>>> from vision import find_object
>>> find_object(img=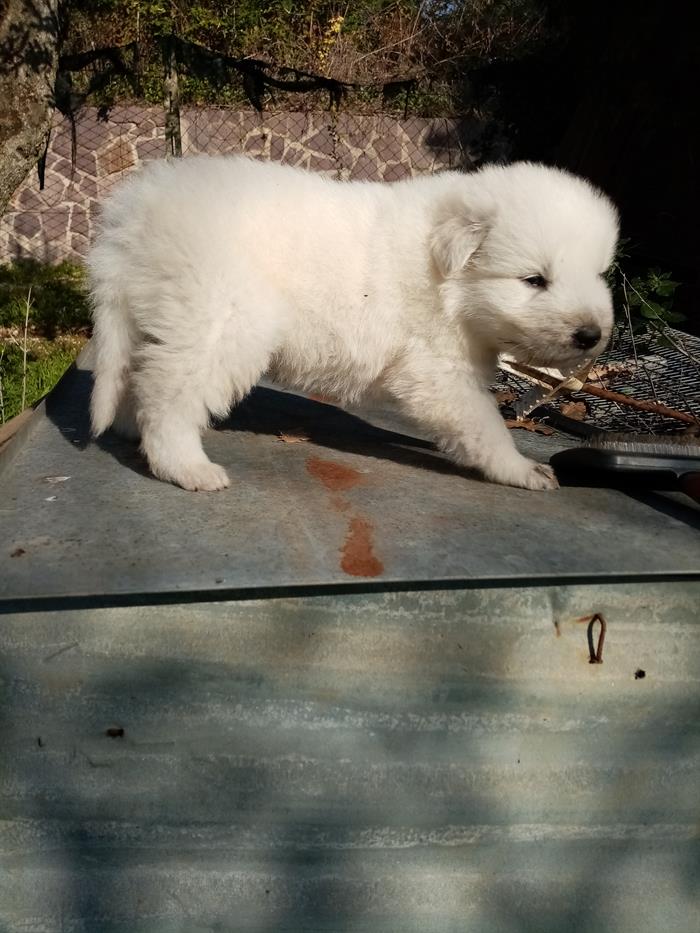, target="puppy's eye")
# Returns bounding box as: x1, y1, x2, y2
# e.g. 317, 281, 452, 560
523, 274, 548, 289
